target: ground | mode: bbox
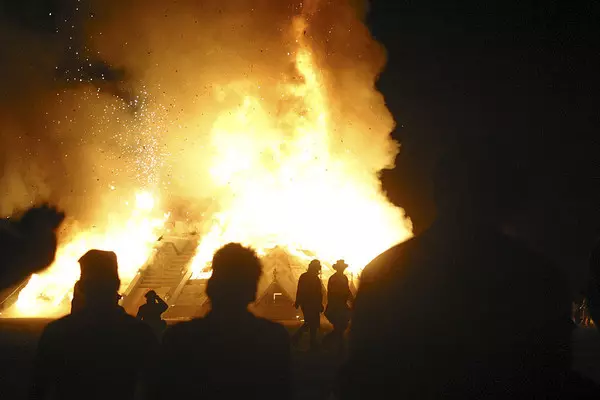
[0,318,344,400]
[0,319,598,399]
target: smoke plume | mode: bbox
[1,0,408,257]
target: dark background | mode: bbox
[1,0,599,289]
[370,0,600,289]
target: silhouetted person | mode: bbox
[137,290,168,338]
[70,278,122,314]
[0,204,64,291]
[154,243,292,400]
[341,149,573,399]
[292,259,324,350]
[588,237,600,329]
[323,260,353,353]
[30,250,158,400]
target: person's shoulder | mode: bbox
[360,237,418,285]
[117,310,156,335]
[42,314,75,335]
[118,308,145,323]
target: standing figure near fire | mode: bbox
[323,260,353,352]
[30,250,158,400]
[155,243,292,400]
[292,259,324,350]
[137,290,168,338]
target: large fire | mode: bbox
[0,0,412,317]
[3,191,169,317]
[188,14,411,277]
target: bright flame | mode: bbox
[135,191,155,212]
[2,2,413,317]
[5,191,168,318]
[189,14,412,277]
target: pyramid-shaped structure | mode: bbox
[122,240,335,321]
[251,269,300,322]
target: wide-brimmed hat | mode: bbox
[332,259,349,271]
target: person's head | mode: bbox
[205,243,262,311]
[432,141,525,224]
[332,260,348,273]
[307,259,321,275]
[145,290,157,302]
[77,249,120,308]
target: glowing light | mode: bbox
[3,2,412,318]
[135,191,155,211]
[189,13,412,278]
[6,191,167,318]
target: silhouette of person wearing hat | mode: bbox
[323,260,353,353]
[292,259,324,350]
[30,249,158,400]
[155,243,292,400]
[137,290,168,338]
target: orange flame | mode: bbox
[4,191,168,318]
[189,13,411,277]
[2,1,412,317]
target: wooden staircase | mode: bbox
[121,236,198,315]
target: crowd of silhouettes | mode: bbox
[0,142,598,400]
[1,0,599,397]
[1,149,600,398]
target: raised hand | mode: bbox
[0,204,65,291]
[19,204,65,233]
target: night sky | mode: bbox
[1,0,599,289]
